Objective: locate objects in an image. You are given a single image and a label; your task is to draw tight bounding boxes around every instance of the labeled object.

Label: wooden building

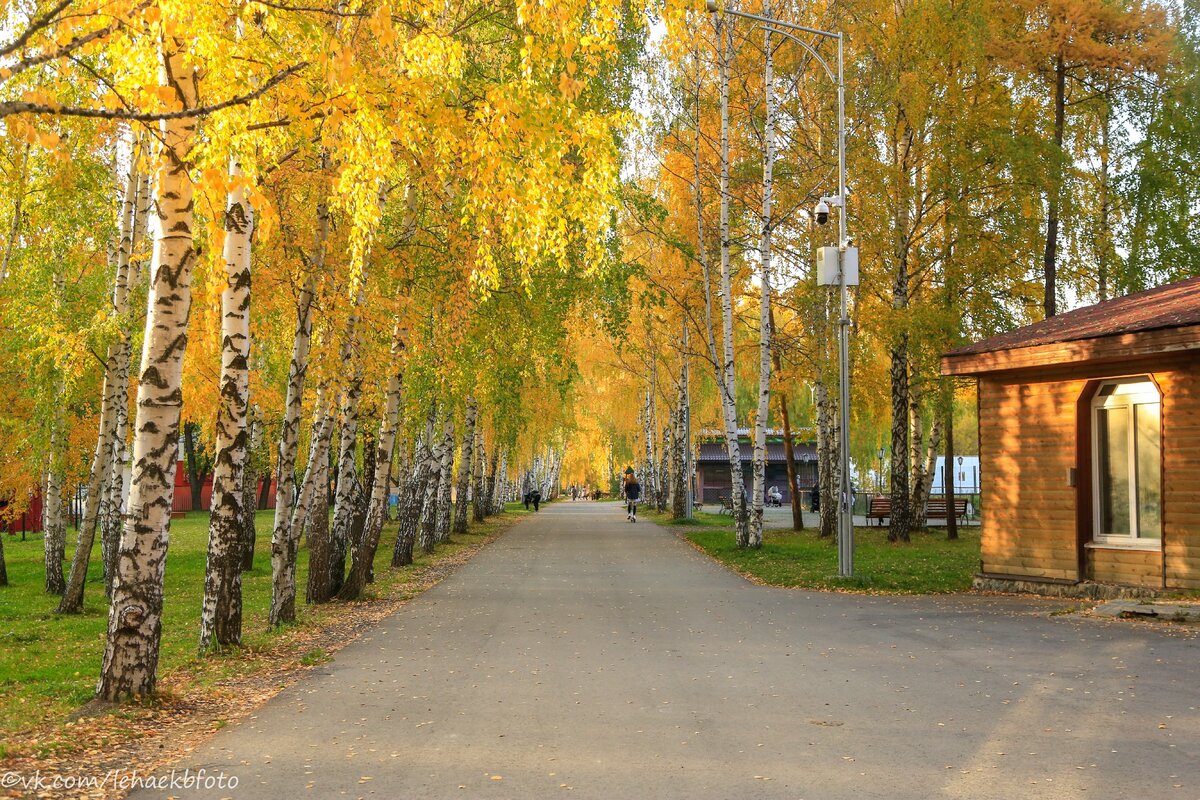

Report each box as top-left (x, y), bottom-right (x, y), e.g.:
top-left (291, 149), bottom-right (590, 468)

top-left (696, 430), bottom-right (817, 504)
top-left (942, 277), bottom-right (1200, 594)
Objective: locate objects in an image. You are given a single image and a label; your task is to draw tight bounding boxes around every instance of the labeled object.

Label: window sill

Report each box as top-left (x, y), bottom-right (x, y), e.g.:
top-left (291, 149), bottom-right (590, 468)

top-left (1086, 540), bottom-right (1162, 552)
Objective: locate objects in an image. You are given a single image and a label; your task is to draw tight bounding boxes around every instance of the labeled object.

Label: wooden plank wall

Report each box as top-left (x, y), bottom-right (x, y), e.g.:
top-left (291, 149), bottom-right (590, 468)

top-left (1159, 363), bottom-right (1200, 589)
top-left (979, 375), bottom-right (1083, 580)
top-left (978, 354), bottom-right (1200, 589)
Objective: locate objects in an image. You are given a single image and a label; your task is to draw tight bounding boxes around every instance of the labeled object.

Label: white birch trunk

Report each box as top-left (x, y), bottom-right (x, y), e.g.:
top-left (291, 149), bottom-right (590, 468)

top-left (910, 411), bottom-right (942, 531)
top-left (199, 161), bottom-right (253, 652)
top-left (302, 400), bottom-right (336, 604)
top-left (240, 407), bottom-right (261, 572)
top-left (278, 394), bottom-right (332, 613)
top-left (328, 273), bottom-right (366, 596)
top-left (472, 429), bottom-right (487, 523)
top-left (392, 437), bottom-right (431, 568)
top-left (748, 12), bottom-right (775, 550)
top-left (716, 15), bottom-right (748, 547)
top-left (453, 396), bottom-right (477, 534)
top-left (97, 44), bottom-right (198, 701)
top-left (816, 375), bottom-right (839, 539)
top-left (484, 445), bottom-right (500, 516)
top-left (418, 416), bottom-right (442, 555)
top-left (658, 426), bottom-right (669, 512)
top-left (291, 393), bottom-right (333, 608)
top-left (43, 428), bottom-right (66, 595)
top-left (102, 170), bottom-right (150, 595)
top-left (267, 188), bottom-right (327, 625)
top-left (61, 149), bottom-right (144, 608)
top-left (492, 451), bottom-right (508, 515)
top-left (672, 394), bottom-right (687, 519)
top-left (339, 324), bottom-right (405, 600)
top-left (434, 424), bottom-right (455, 544)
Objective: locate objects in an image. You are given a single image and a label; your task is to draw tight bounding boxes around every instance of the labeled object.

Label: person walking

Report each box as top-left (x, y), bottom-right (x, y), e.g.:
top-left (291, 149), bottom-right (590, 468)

top-left (531, 488), bottom-right (542, 512)
top-left (624, 472), bottom-right (642, 523)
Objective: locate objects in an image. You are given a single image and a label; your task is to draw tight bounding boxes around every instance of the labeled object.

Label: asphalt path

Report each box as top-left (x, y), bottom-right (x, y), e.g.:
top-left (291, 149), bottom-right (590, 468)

top-left (131, 502), bottom-right (1199, 800)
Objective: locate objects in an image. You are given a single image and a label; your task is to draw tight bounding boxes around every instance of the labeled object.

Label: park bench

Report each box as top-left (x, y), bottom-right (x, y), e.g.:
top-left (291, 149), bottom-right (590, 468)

top-left (866, 496), bottom-right (968, 525)
top-left (867, 496), bottom-right (891, 525)
top-left (719, 495), bottom-right (734, 515)
top-left (926, 498), bottom-right (968, 523)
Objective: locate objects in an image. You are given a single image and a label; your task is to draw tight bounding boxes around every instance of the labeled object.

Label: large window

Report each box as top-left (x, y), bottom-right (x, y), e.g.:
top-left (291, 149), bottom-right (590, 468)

top-left (1092, 379), bottom-right (1161, 546)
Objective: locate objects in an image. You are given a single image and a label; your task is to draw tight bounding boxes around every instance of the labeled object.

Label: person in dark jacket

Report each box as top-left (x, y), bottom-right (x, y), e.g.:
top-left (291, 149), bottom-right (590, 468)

top-left (624, 473), bottom-right (642, 522)
top-left (531, 488), bottom-right (541, 511)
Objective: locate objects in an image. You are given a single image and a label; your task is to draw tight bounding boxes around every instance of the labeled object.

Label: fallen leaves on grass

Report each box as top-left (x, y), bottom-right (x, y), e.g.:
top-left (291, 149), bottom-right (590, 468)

top-left (0, 529), bottom-right (508, 800)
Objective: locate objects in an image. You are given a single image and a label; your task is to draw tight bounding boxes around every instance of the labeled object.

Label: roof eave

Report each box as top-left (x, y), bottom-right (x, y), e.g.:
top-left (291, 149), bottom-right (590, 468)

top-left (941, 325), bottom-right (1200, 377)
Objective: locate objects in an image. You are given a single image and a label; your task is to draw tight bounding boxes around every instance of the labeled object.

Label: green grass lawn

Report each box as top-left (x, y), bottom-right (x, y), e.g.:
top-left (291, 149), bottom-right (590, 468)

top-left (0, 509), bottom-right (500, 738)
top-left (647, 509), bottom-right (981, 594)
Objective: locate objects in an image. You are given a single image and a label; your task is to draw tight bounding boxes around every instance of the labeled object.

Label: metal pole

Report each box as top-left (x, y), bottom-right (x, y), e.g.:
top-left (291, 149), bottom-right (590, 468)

top-left (708, 2), bottom-right (852, 573)
top-left (835, 33), bottom-right (854, 578)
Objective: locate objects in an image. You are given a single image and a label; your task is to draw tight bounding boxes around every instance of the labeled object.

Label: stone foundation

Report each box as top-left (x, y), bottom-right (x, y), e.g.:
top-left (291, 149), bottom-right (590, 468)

top-left (973, 575), bottom-right (1159, 600)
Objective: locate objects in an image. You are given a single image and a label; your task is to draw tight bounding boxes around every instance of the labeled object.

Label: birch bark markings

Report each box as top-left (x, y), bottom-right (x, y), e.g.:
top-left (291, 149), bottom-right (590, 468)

top-left (103, 172), bottom-right (151, 595)
top-left (272, 391), bottom-right (330, 618)
top-left (328, 274), bottom-right (367, 597)
top-left (418, 425), bottom-right (441, 555)
top-left (303, 401), bottom-right (336, 605)
top-left (484, 445), bottom-right (500, 515)
top-left (434, 424), bottom-right (454, 543)
top-left (338, 324), bottom-right (405, 601)
top-left (453, 397), bottom-right (476, 534)
top-left (472, 430), bottom-right (486, 522)
top-left (240, 409), bottom-right (261, 572)
top-left (97, 44), bottom-right (199, 701)
top-left (493, 452), bottom-right (508, 514)
top-left (392, 438), bottom-right (430, 568)
top-left (716, 15), bottom-right (749, 548)
top-left (43, 412), bottom-right (66, 595)
top-left (748, 9), bottom-right (776, 550)
top-left (61, 146), bottom-right (144, 612)
top-left (267, 190), bottom-right (326, 625)
top-left (199, 161), bottom-right (254, 652)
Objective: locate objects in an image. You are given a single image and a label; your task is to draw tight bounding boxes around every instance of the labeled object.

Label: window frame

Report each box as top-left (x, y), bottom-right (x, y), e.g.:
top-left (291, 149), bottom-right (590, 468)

top-left (1089, 377), bottom-right (1162, 550)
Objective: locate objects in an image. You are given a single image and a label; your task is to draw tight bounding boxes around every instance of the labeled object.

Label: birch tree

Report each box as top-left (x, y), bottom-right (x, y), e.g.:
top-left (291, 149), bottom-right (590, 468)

top-left (267, 194), bottom-right (326, 625)
top-left (748, 5), bottom-right (776, 550)
top-left (453, 396), bottom-right (477, 534)
top-left (60, 141), bottom-right (145, 612)
top-left (96, 42), bottom-right (199, 701)
top-left (198, 161), bottom-right (254, 652)
top-left (715, 14), bottom-right (749, 547)
top-left (339, 323), bottom-right (406, 601)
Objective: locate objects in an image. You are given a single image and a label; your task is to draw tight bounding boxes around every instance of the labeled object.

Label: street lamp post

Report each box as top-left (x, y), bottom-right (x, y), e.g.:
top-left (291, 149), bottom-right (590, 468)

top-left (707, 1), bottom-right (856, 577)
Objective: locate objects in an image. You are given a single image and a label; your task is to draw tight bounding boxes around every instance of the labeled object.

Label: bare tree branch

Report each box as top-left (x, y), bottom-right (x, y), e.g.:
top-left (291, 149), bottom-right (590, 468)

top-left (0, 61), bottom-right (308, 121)
top-left (0, 0), bottom-right (75, 61)
top-left (1, 0), bottom-right (153, 86)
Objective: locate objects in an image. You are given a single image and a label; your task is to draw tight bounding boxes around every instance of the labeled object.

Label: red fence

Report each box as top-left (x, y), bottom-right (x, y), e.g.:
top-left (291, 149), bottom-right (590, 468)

top-left (1, 493), bottom-right (43, 534)
top-left (3, 463), bottom-right (276, 534)
top-left (172, 469), bottom-right (277, 514)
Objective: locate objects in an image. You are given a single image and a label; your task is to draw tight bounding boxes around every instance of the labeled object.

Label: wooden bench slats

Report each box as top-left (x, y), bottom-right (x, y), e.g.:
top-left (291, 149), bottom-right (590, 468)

top-left (865, 496), bottom-right (968, 524)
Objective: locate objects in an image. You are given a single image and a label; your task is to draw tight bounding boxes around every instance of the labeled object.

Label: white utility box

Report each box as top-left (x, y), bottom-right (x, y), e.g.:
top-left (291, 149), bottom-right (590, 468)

top-left (816, 246), bottom-right (860, 287)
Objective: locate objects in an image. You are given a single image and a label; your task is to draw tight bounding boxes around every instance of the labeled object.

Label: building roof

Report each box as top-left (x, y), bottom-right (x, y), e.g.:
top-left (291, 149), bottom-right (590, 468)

top-left (942, 276), bottom-right (1200, 376)
top-left (697, 441), bottom-right (817, 464)
top-left (696, 428), bottom-right (808, 439)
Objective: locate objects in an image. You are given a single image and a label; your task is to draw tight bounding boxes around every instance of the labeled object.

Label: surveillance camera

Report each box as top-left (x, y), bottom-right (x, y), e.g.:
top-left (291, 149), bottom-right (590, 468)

top-left (706, 0), bottom-right (719, 11)
top-left (814, 199), bottom-right (830, 226)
